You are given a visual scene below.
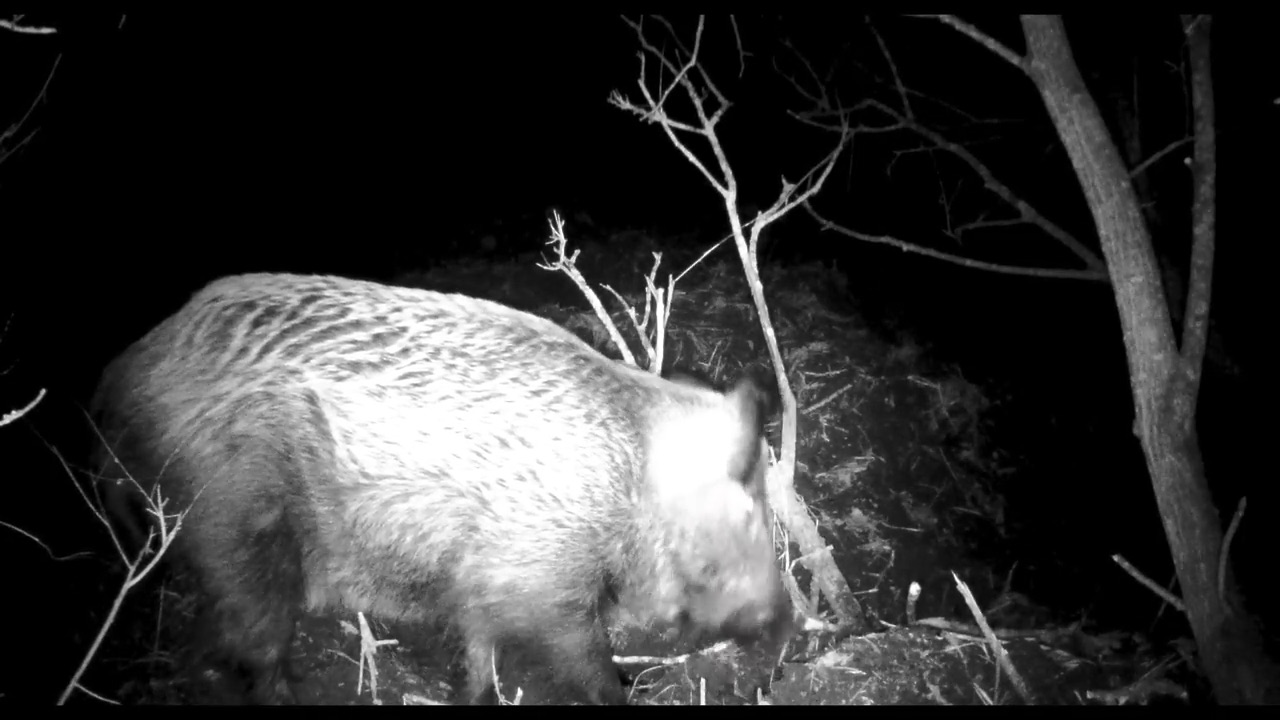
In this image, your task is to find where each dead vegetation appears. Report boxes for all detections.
[65,212,1192,706]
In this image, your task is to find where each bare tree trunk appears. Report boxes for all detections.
[1110,52,1187,335]
[1019,15,1277,704]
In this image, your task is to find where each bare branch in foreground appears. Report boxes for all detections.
[613,14,864,632]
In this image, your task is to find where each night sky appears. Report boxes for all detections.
[1,11,1275,704]
[3,13,1272,399]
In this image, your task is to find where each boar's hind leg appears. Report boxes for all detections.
[183,399,326,704]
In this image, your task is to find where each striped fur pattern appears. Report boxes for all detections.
[91,273,789,704]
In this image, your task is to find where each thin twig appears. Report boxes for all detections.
[0,387,46,427]
[953,571,1034,704]
[927,16,1027,71]
[1218,496,1246,607]
[537,212,637,367]
[0,18,58,34]
[1113,554,1186,614]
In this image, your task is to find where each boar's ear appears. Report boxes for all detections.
[723,370,778,483]
[726,368,781,431]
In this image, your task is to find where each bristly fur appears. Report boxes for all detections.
[90,273,791,705]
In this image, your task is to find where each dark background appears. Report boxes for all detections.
[0,11,1274,703]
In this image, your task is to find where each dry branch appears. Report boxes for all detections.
[613,14,864,631]
[56,443,188,705]
[777,18,1106,281]
[953,571,1034,704]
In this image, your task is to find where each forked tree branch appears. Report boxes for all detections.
[781,19,1107,281]
[613,15,864,631]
